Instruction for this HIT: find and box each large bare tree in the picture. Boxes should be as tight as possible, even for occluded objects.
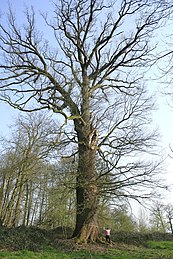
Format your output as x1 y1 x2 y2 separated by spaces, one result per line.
0 0 171 241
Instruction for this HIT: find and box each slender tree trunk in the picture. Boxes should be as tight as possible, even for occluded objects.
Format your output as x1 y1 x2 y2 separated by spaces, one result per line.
0 175 6 224
12 184 24 227
26 181 33 226
168 218 173 234
72 120 99 242
0 175 13 224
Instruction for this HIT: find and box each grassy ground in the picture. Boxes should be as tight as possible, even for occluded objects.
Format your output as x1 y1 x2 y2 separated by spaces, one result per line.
1 242 173 258
0 227 173 258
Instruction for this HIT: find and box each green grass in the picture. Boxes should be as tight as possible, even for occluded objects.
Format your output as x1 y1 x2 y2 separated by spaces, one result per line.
1 227 173 258
1 243 173 259
146 240 173 250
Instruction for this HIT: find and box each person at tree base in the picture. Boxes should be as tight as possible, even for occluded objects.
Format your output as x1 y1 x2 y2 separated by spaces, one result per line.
105 227 111 243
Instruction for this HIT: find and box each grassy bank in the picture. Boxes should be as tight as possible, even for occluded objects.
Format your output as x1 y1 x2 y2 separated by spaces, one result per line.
0 226 173 258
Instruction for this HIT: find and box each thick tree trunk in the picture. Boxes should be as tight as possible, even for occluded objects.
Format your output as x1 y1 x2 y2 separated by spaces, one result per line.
72 122 99 242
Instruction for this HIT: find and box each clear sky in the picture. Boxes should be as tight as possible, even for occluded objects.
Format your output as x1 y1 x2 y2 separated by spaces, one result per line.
0 0 173 203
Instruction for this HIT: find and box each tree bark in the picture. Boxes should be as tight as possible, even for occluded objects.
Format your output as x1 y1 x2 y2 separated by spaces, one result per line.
72 120 99 242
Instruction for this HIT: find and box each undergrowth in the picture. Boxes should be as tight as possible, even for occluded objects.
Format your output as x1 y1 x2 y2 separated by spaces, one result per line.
0 226 173 258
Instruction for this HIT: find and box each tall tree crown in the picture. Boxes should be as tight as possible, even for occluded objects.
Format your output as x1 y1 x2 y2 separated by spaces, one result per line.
0 0 171 202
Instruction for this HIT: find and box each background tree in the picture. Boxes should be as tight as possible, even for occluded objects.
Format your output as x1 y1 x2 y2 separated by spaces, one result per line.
111 206 136 232
39 158 76 230
0 112 60 227
149 202 167 233
0 0 172 241
136 208 150 233
149 202 173 234
164 204 173 234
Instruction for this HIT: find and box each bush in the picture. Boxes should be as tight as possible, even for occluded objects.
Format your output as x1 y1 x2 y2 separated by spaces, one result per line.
111 231 173 245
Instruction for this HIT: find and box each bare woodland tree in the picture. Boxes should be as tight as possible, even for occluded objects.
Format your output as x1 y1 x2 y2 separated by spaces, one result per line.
150 202 167 232
0 0 172 241
150 202 173 234
164 204 173 234
0 113 60 227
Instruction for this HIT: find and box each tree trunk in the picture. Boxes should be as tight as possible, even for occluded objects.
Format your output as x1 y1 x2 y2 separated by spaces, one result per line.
72 121 99 242
168 218 173 234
